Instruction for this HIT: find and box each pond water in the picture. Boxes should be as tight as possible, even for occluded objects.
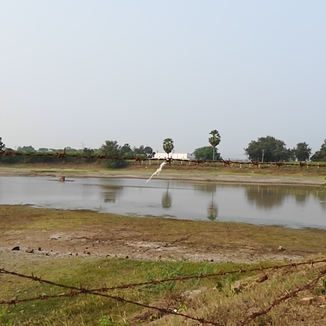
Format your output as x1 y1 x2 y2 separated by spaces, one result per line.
0 176 326 229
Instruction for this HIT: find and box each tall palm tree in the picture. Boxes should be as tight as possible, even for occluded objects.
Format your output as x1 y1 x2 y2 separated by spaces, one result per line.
163 138 174 158
208 130 221 163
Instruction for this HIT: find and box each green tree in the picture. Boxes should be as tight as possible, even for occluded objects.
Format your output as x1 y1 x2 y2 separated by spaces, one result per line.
311 139 326 162
163 138 174 158
100 140 129 169
144 146 154 158
131 145 154 159
244 136 291 162
0 137 5 152
121 143 132 156
0 148 18 164
17 145 35 152
82 147 95 163
208 130 221 162
194 146 221 161
293 142 311 161
132 145 144 155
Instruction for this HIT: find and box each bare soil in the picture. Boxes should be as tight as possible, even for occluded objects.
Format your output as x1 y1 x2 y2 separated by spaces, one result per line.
0 223 305 267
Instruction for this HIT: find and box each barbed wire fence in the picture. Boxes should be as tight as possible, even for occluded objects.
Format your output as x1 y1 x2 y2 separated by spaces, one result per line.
0 149 326 169
1 258 326 325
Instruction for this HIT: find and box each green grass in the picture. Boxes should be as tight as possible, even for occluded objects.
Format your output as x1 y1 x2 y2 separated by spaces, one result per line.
1 256 275 326
1 256 325 326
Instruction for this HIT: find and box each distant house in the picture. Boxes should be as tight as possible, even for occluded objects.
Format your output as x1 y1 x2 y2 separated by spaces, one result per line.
154 152 195 161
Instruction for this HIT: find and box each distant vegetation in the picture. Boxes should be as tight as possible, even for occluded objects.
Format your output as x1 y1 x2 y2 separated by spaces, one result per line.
1 134 326 169
194 146 221 161
245 136 325 162
0 137 155 168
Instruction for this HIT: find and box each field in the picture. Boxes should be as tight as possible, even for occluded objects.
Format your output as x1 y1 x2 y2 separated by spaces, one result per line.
1 164 326 325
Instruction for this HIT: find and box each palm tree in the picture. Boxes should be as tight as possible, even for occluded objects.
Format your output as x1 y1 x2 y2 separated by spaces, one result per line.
208 130 221 163
163 138 174 158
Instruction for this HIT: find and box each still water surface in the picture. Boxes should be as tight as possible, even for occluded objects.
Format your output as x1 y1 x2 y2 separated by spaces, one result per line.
1 176 326 229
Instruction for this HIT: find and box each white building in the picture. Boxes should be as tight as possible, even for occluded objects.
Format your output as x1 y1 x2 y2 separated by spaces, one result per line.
154 152 195 161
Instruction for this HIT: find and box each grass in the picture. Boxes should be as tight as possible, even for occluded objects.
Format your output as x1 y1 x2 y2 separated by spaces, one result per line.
0 253 298 325
1 255 326 325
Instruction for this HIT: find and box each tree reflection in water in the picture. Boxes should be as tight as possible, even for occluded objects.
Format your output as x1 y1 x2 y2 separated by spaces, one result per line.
245 185 326 210
192 183 219 221
101 184 123 203
191 183 220 220
207 201 218 221
245 185 285 209
193 183 217 193
314 188 326 210
162 182 172 208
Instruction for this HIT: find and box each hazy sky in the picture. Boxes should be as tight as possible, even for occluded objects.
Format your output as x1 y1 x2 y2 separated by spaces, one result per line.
1 1 325 159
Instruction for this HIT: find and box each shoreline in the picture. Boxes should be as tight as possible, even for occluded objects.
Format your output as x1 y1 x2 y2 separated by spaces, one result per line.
0 165 325 186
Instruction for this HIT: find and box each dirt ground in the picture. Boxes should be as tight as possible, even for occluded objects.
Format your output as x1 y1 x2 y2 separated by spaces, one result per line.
0 223 306 268
0 165 325 267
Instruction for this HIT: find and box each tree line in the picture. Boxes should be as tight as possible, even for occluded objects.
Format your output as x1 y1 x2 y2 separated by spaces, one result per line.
244 136 326 162
0 137 155 168
0 133 326 168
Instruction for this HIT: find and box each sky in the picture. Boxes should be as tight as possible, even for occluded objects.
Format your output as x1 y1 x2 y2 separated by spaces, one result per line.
1 1 325 159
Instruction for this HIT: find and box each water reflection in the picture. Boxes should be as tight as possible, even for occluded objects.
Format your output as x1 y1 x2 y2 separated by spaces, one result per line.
315 189 326 210
207 201 218 221
245 185 285 209
161 182 172 208
244 185 326 211
294 190 308 205
1 176 326 229
195 184 219 221
101 182 123 203
193 183 217 193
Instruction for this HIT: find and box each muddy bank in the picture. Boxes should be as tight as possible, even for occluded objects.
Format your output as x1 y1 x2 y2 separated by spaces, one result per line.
1 205 325 267
0 165 325 186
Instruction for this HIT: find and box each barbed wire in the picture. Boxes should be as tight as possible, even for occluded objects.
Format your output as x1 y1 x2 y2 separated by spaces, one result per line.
239 267 326 325
0 288 221 325
0 269 222 326
1 257 326 325
0 149 325 168
1 258 325 294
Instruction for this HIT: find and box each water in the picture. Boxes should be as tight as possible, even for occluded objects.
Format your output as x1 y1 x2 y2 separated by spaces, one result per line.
0 176 325 229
